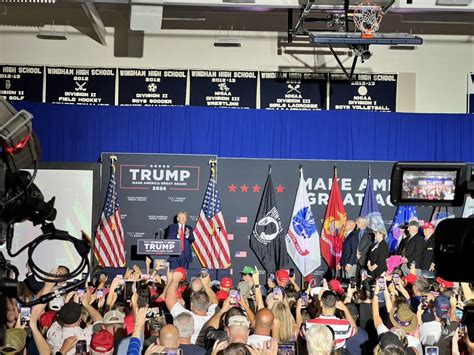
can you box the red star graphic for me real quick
[252,184,261,193]
[228,184,237,192]
[276,184,285,193]
[240,184,249,193]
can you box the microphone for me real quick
[154,228,163,240]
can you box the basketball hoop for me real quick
[353,2,384,39]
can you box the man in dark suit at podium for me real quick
[165,211,195,269]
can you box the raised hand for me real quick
[59,336,78,354]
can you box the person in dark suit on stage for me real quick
[395,223,410,255]
[338,220,358,280]
[421,222,436,272]
[400,220,424,272]
[165,211,195,269]
[355,216,374,280]
[367,229,390,279]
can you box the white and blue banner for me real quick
[285,169,322,276]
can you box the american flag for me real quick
[193,172,231,269]
[93,161,125,267]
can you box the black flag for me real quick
[250,169,288,272]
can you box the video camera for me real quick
[0,99,91,346]
[390,162,474,282]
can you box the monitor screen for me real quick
[401,170,457,201]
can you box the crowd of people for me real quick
[2,216,474,355]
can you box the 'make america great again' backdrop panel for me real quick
[101,154,439,277]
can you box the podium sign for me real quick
[137,240,182,255]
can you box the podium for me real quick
[136,239,182,256]
[101,239,231,281]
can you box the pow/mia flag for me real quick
[250,170,288,273]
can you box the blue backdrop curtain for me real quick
[12,102,474,163]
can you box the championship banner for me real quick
[118,68,187,106]
[46,66,116,105]
[189,70,257,109]
[100,153,216,268]
[329,73,397,112]
[0,65,43,102]
[260,72,327,110]
[468,73,474,114]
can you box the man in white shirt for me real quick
[165,269,218,344]
[47,296,103,355]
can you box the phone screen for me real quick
[229,289,240,305]
[377,278,385,290]
[146,307,161,319]
[393,274,400,285]
[278,342,296,355]
[96,289,104,299]
[300,293,308,307]
[76,288,85,302]
[20,307,31,325]
[273,287,281,300]
[425,346,439,355]
[75,340,87,354]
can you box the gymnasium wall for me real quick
[0,28,473,113]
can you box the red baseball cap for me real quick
[275,269,290,284]
[39,311,57,329]
[422,222,435,230]
[329,279,345,295]
[216,289,229,301]
[221,277,233,289]
[404,274,417,285]
[91,329,114,352]
[436,277,454,289]
[175,267,187,281]
[124,314,135,336]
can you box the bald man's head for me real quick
[159,324,180,349]
[254,308,274,336]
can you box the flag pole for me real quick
[268,163,272,175]
[333,163,338,275]
[209,159,221,270]
[368,165,371,178]
[110,155,117,211]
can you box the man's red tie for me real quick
[179,225,185,251]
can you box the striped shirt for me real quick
[306,315,355,349]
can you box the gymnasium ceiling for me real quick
[0,1,472,47]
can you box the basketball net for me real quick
[353,2,384,39]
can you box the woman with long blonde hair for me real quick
[271,301,298,342]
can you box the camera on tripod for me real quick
[390,162,474,282]
[0,98,91,346]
